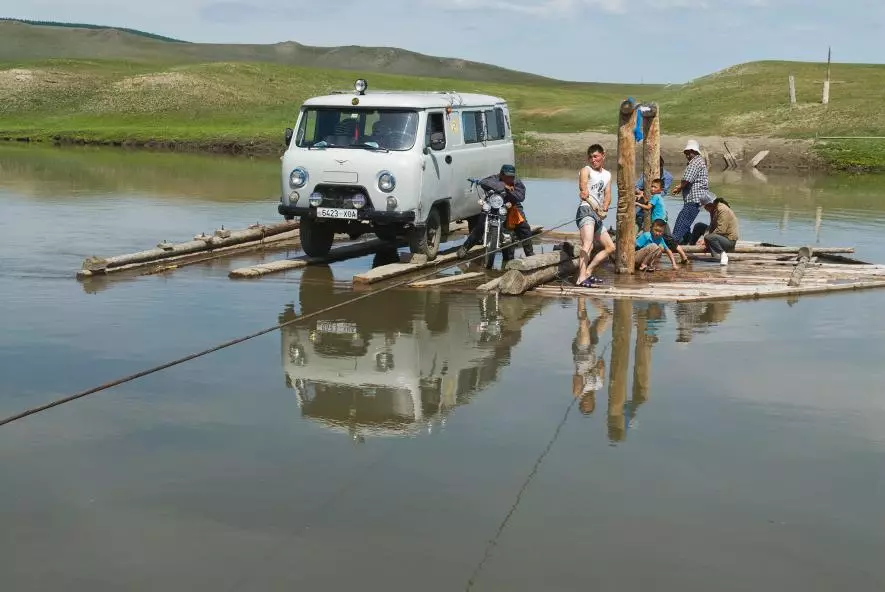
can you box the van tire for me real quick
[300,218,335,258]
[409,207,442,261]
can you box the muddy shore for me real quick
[518,132,825,172]
[1,131,828,173]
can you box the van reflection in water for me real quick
[280,264,549,440]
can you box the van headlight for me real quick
[289,167,308,189]
[377,171,396,193]
[489,194,504,209]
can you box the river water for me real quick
[1,145,883,591]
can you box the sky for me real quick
[6,0,884,83]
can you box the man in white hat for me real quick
[669,139,710,245]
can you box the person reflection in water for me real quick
[572,298,611,415]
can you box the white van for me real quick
[278,79,515,260]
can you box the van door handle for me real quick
[445,155,452,164]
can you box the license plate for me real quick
[317,207,358,220]
[316,320,358,334]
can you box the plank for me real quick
[229,238,392,279]
[408,271,484,288]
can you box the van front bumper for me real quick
[278,204,416,224]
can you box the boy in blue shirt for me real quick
[635,219,678,271]
[637,178,689,264]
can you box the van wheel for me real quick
[300,217,334,258]
[409,207,442,261]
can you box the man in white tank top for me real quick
[575,144,616,287]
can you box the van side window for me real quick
[484,109,505,141]
[496,108,507,136]
[462,110,484,144]
[425,112,446,150]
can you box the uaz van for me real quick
[278,79,514,260]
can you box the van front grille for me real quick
[313,184,374,209]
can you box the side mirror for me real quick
[429,131,446,152]
[284,127,294,147]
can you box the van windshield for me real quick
[295,108,420,151]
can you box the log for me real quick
[788,247,813,286]
[476,276,504,292]
[641,104,660,233]
[499,258,578,295]
[76,228,302,279]
[504,247,573,272]
[616,99,638,273]
[750,150,770,168]
[683,245,853,255]
[81,221,299,272]
[229,238,393,279]
[408,271,483,288]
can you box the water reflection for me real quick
[279,265,549,440]
[575,298,733,444]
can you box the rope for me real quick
[0,217,579,428]
[463,333,613,591]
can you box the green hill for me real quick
[0,21,882,170]
[0,20,556,84]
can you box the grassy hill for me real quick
[0,20,556,84]
[0,21,882,170]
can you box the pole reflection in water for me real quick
[572,298,733,444]
[280,264,550,441]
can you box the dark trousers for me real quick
[672,203,701,245]
[463,213,534,259]
[691,223,735,255]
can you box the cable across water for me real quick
[0,217,580,428]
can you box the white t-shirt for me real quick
[580,166,612,214]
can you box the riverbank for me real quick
[2,131,872,174]
[2,59,883,173]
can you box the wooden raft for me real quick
[531,261,885,303]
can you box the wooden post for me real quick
[789,75,797,106]
[607,299,631,443]
[822,47,831,105]
[616,99,638,274]
[641,103,660,232]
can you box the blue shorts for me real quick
[576,204,606,235]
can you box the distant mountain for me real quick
[0,19,557,85]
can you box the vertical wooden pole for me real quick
[789,75,797,106]
[822,46,831,105]
[616,99,638,274]
[607,299,631,443]
[641,104,660,232]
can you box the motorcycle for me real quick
[467,178,515,269]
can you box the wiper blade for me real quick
[351,142,388,152]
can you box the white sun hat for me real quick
[684,139,701,153]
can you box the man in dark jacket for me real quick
[457,164,534,261]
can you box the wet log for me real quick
[682,245,853,255]
[615,99,638,274]
[82,221,299,272]
[504,247,574,272]
[476,276,504,292]
[229,238,392,279]
[499,258,578,295]
[788,247,813,287]
[641,104,660,233]
[408,271,483,288]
